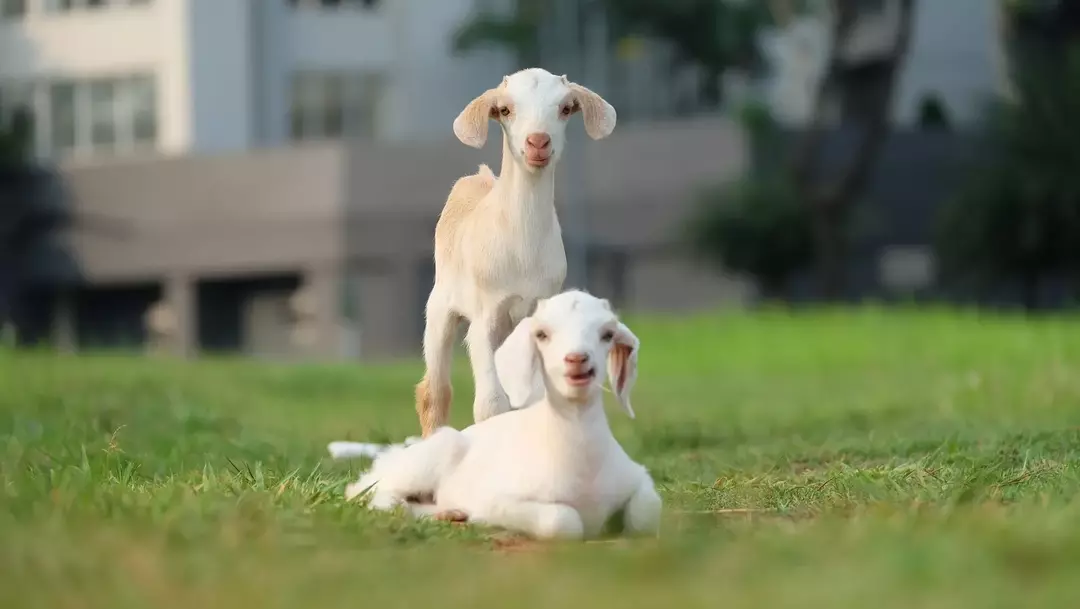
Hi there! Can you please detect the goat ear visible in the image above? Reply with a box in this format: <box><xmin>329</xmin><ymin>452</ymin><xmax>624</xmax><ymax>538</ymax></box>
<box><xmin>568</xmin><ymin>82</ymin><xmax>617</xmax><ymax>140</ymax></box>
<box><xmin>453</xmin><ymin>88</ymin><xmax>498</xmax><ymax>149</ymax></box>
<box><xmin>494</xmin><ymin>316</ymin><xmax>541</xmax><ymax>407</ymax></box>
<box><xmin>606</xmin><ymin>321</ymin><xmax>639</xmax><ymax>418</ymax></box>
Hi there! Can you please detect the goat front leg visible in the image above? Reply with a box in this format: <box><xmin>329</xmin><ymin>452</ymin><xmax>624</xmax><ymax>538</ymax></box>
<box><xmin>465</xmin><ymin>312</ymin><xmax>513</xmax><ymax>423</ymax></box>
<box><xmin>473</xmin><ymin>498</ymin><xmax>585</xmax><ymax>540</ymax></box>
<box><xmin>623</xmin><ymin>476</ymin><xmax>663</xmax><ymax>537</ymax></box>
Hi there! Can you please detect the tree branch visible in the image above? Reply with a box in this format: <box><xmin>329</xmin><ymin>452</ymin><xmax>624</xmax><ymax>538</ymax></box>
<box><xmin>789</xmin><ymin>0</ymin><xmax>861</xmax><ymax>194</ymax></box>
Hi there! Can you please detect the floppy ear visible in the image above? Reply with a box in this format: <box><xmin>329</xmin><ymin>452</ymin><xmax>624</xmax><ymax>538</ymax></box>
<box><xmin>494</xmin><ymin>316</ymin><xmax>541</xmax><ymax>408</ymax></box>
<box><xmin>567</xmin><ymin>82</ymin><xmax>617</xmax><ymax>140</ymax></box>
<box><xmin>453</xmin><ymin>88</ymin><xmax>499</xmax><ymax>148</ymax></box>
<box><xmin>606</xmin><ymin>321</ymin><xmax>639</xmax><ymax>418</ymax></box>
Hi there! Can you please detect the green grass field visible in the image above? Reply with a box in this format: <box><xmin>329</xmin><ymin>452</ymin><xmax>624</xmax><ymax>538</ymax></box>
<box><xmin>3</xmin><ymin>307</ymin><xmax>1080</xmax><ymax>608</ymax></box>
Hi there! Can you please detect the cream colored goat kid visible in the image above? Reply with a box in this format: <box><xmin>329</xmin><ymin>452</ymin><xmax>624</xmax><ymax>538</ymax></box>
<box><xmin>415</xmin><ymin>68</ymin><xmax>618</xmax><ymax>438</ymax></box>
<box><xmin>331</xmin><ymin>290</ymin><xmax>661</xmax><ymax>541</ymax></box>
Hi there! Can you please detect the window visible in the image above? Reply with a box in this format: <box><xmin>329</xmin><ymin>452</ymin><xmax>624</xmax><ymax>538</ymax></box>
<box><xmin>0</xmin><ymin>0</ymin><xmax>26</xmax><ymax>19</ymax></box>
<box><xmin>42</xmin><ymin>0</ymin><xmax>147</xmax><ymax>13</ymax></box>
<box><xmin>290</xmin><ymin>71</ymin><xmax>384</xmax><ymax>141</ymax></box>
<box><xmin>49</xmin><ymin>81</ymin><xmax>78</xmax><ymax>153</ymax></box>
<box><xmin>126</xmin><ymin>75</ymin><xmax>157</xmax><ymax>144</ymax></box>
<box><xmin>88</xmin><ymin>79</ymin><xmax>117</xmax><ymax>147</ymax></box>
<box><xmin>38</xmin><ymin>75</ymin><xmax>157</xmax><ymax>158</ymax></box>
<box><xmin>287</xmin><ymin>0</ymin><xmax>381</xmax><ymax>10</ymax></box>
<box><xmin>6</xmin><ymin>75</ymin><xmax>157</xmax><ymax>158</ymax></box>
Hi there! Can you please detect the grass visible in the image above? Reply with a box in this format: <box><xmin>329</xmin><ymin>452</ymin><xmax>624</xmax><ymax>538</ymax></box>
<box><xmin>3</xmin><ymin>306</ymin><xmax>1080</xmax><ymax>608</ymax></box>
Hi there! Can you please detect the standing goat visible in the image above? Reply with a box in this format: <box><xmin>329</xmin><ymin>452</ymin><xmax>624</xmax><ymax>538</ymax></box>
<box><xmin>415</xmin><ymin>68</ymin><xmax>617</xmax><ymax>437</ymax></box>
<box><xmin>331</xmin><ymin>290</ymin><xmax>661</xmax><ymax>540</ymax></box>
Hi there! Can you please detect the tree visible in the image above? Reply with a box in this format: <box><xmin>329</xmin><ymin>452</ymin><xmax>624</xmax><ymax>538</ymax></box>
<box><xmin>935</xmin><ymin>45</ymin><xmax>1080</xmax><ymax>310</ymax></box>
<box><xmin>777</xmin><ymin>0</ymin><xmax>917</xmax><ymax>299</ymax></box>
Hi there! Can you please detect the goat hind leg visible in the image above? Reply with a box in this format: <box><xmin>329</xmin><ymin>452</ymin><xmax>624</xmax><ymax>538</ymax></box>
<box><xmin>417</xmin><ymin>299</ymin><xmax>458</xmax><ymax>437</ymax></box>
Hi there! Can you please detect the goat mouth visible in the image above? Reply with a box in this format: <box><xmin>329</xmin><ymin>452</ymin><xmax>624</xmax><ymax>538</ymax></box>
<box><xmin>524</xmin><ymin>153</ymin><xmax>552</xmax><ymax>168</ymax></box>
<box><xmin>565</xmin><ymin>368</ymin><xmax>595</xmax><ymax>386</ymax></box>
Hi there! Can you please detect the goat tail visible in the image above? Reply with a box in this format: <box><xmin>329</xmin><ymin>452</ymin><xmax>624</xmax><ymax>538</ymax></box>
<box><xmin>338</xmin><ymin>427</ymin><xmax>469</xmax><ymax>506</ymax></box>
<box><xmin>327</xmin><ymin>436</ymin><xmax>422</xmax><ymax>460</ymax></box>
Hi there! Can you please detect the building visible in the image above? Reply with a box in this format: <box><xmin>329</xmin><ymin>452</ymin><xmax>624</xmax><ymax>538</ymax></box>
<box><xmin>0</xmin><ymin>0</ymin><xmax>513</xmax><ymax>160</ymax></box>
<box><xmin>759</xmin><ymin>0</ymin><xmax>1007</xmax><ymax>127</ymax></box>
<box><xmin>12</xmin><ymin>117</ymin><xmax>747</xmax><ymax>361</ymax></box>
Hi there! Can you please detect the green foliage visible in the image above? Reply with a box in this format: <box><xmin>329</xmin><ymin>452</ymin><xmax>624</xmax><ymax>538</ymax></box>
<box><xmin>602</xmin><ymin>0</ymin><xmax>772</xmax><ymax>73</ymax></box>
<box><xmin>5</xmin><ymin>310</ymin><xmax>1080</xmax><ymax>607</ymax></box>
<box><xmin>686</xmin><ymin>176</ymin><xmax>813</xmax><ymax>296</ymax></box>
<box><xmin>934</xmin><ymin>46</ymin><xmax>1080</xmax><ymax>293</ymax></box>
<box><xmin>451</xmin><ymin>0</ymin><xmax>547</xmax><ymax>64</ymax></box>
<box><xmin>451</xmin><ymin>0</ymin><xmax>778</xmax><ymax>103</ymax></box>
<box><xmin>916</xmin><ymin>93</ymin><xmax>951</xmax><ymax>130</ymax></box>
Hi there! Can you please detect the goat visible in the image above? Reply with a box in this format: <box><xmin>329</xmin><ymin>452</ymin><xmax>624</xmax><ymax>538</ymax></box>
<box><xmin>330</xmin><ymin>289</ymin><xmax>661</xmax><ymax>541</ymax></box>
<box><xmin>415</xmin><ymin>68</ymin><xmax>618</xmax><ymax>437</ymax></box>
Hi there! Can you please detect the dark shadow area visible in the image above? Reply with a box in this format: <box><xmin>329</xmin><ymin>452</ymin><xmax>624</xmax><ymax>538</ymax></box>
<box><xmin>74</xmin><ymin>282</ymin><xmax>160</xmax><ymax>350</ymax></box>
<box><xmin>197</xmin><ymin>274</ymin><xmax>301</xmax><ymax>354</ymax></box>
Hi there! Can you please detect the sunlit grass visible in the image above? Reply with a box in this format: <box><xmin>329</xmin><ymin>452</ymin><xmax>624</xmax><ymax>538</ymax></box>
<box><xmin>3</xmin><ymin>307</ymin><xmax>1080</xmax><ymax>608</ymax></box>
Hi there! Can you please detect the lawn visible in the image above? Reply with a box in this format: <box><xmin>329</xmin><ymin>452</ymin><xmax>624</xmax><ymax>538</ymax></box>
<box><xmin>3</xmin><ymin>307</ymin><xmax>1080</xmax><ymax>608</ymax></box>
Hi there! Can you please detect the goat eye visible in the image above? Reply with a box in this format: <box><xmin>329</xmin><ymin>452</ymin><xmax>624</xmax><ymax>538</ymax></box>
<box><xmin>499</xmin><ymin>106</ymin><xmax>511</xmax><ymax>117</ymax></box>
<box><xmin>600</xmin><ymin>330</ymin><xmax>614</xmax><ymax>342</ymax></box>
<box><xmin>535</xmin><ymin>329</ymin><xmax>549</xmax><ymax>341</ymax></box>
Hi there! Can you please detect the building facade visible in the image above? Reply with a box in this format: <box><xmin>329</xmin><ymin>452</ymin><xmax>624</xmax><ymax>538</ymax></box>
<box><xmin>0</xmin><ymin>0</ymin><xmax>513</xmax><ymax>161</ymax></box>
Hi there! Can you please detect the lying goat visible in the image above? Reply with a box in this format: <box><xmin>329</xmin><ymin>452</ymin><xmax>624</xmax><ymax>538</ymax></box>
<box><xmin>329</xmin><ymin>290</ymin><xmax>661</xmax><ymax>540</ymax></box>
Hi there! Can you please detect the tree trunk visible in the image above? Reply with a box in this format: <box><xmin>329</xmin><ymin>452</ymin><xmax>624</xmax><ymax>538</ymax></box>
<box><xmin>788</xmin><ymin>0</ymin><xmax>918</xmax><ymax>302</ymax></box>
<box><xmin>812</xmin><ymin>206</ymin><xmax>847</xmax><ymax>300</ymax></box>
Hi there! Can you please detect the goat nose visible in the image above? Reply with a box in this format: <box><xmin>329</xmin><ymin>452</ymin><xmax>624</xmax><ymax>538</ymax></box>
<box><xmin>564</xmin><ymin>352</ymin><xmax>589</xmax><ymax>364</ymax></box>
<box><xmin>526</xmin><ymin>133</ymin><xmax>551</xmax><ymax>150</ymax></box>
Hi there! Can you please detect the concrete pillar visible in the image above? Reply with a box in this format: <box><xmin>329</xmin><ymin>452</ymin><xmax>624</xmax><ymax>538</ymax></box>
<box><xmin>292</xmin><ymin>263</ymin><xmax>343</xmax><ymax>361</ymax></box>
<box><xmin>164</xmin><ymin>273</ymin><xmax>196</xmax><ymax>358</ymax></box>
<box><xmin>52</xmin><ymin>291</ymin><xmax>76</xmax><ymax>354</ymax></box>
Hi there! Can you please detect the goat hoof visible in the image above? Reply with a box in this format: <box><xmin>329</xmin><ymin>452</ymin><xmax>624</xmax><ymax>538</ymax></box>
<box><xmin>434</xmin><ymin>509</ymin><xmax>469</xmax><ymax>523</ymax></box>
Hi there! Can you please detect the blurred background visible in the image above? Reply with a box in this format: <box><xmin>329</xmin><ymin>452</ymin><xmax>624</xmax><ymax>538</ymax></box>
<box><xmin>0</xmin><ymin>0</ymin><xmax>1076</xmax><ymax>362</ymax></box>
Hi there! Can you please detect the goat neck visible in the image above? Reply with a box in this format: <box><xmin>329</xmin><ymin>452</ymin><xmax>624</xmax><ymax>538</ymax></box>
<box><xmin>493</xmin><ymin>136</ymin><xmax>557</xmax><ymax>228</ymax></box>
<box><xmin>538</xmin><ymin>382</ymin><xmax>611</xmax><ymax>435</ymax></box>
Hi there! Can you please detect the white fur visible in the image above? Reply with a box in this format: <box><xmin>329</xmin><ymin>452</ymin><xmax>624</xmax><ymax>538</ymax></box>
<box><xmin>334</xmin><ymin>290</ymin><xmax>660</xmax><ymax>541</ymax></box>
<box><xmin>416</xmin><ymin>68</ymin><xmax>618</xmax><ymax>437</ymax></box>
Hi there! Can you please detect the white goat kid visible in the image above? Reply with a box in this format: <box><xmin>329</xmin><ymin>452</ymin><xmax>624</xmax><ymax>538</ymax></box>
<box><xmin>415</xmin><ymin>68</ymin><xmax>617</xmax><ymax>438</ymax></box>
<box><xmin>334</xmin><ymin>290</ymin><xmax>660</xmax><ymax>541</ymax></box>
